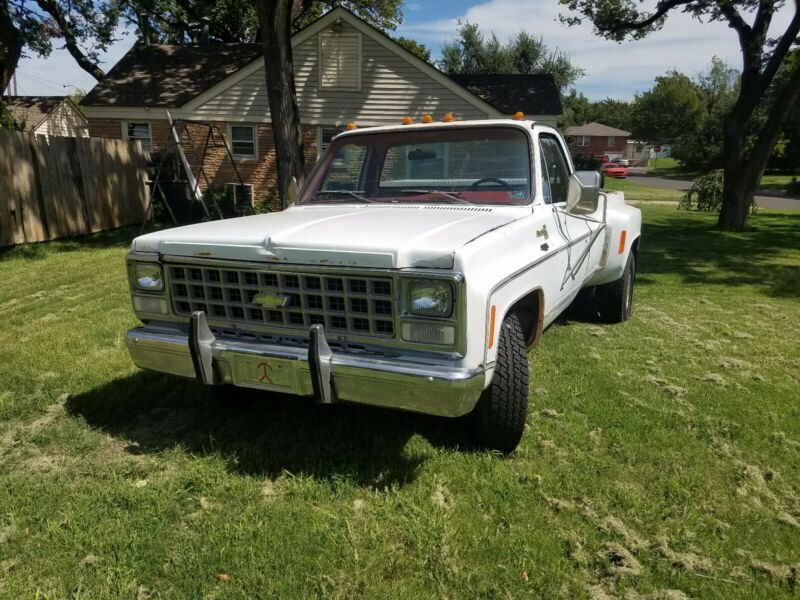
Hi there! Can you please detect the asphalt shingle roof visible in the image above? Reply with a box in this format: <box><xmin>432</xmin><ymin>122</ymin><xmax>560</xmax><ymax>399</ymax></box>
<box><xmin>565</xmin><ymin>122</ymin><xmax>631</xmax><ymax>137</ymax></box>
<box><xmin>81</xmin><ymin>43</ymin><xmax>263</xmax><ymax>107</ymax></box>
<box><xmin>80</xmin><ymin>43</ymin><xmax>563</xmax><ymax>117</ymax></box>
<box><xmin>449</xmin><ymin>73</ymin><xmax>563</xmax><ymax>116</ymax></box>
<box><xmin>4</xmin><ymin>96</ymin><xmax>67</xmax><ymax>128</ymax></box>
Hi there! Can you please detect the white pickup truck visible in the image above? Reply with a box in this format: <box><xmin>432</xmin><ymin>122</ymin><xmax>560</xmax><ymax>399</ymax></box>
<box><xmin>125</xmin><ymin>118</ymin><xmax>641</xmax><ymax>452</ymax></box>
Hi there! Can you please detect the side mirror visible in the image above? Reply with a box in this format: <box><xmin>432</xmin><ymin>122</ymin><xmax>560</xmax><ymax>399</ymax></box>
<box><xmin>287</xmin><ymin>176</ymin><xmax>299</xmax><ymax>206</ymax></box>
<box><xmin>566</xmin><ymin>171</ymin><xmax>601</xmax><ymax>214</ymax></box>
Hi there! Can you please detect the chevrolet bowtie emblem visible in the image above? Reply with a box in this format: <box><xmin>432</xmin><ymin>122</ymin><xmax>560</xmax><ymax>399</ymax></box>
<box><xmin>253</xmin><ymin>292</ymin><xmax>289</xmax><ymax>309</ymax></box>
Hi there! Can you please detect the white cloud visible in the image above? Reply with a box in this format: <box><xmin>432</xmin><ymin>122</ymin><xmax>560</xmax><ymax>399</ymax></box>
<box><xmin>398</xmin><ymin>0</ymin><xmax>796</xmax><ymax>100</ymax></box>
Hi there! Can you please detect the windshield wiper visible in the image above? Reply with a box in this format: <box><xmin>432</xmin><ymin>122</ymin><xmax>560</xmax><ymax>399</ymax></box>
<box><xmin>313</xmin><ymin>190</ymin><xmax>374</xmax><ymax>203</ymax></box>
<box><xmin>399</xmin><ymin>189</ymin><xmax>472</xmax><ymax>204</ymax></box>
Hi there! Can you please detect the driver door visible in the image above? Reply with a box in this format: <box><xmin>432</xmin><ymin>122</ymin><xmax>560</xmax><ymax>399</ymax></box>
<box><xmin>538</xmin><ymin>133</ymin><xmax>605</xmax><ymax>301</ymax></box>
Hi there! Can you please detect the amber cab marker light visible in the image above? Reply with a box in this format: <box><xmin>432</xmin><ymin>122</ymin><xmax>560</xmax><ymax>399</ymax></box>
<box><xmin>402</xmin><ymin>116</ymin><xmax>413</xmax><ymax>125</ymax></box>
<box><xmin>345</xmin><ymin>122</ymin><xmax>358</xmax><ymax>130</ymax></box>
<box><xmin>513</xmin><ymin>111</ymin><xmax>525</xmax><ymax>120</ymax></box>
<box><xmin>422</xmin><ymin>114</ymin><xmax>434</xmax><ymax>123</ymax></box>
<box><xmin>618</xmin><ymin>230</ymin><xmax>627</xmax><ymax>254</ymax></box>
<box><xmin>488</xmin><ymin>305</ymin><xmax>497</xmax><ymax>349</ymax></box>
<box><xmin>442</xmin><ymin>113</ymin><xmax>455</xmax><ymax>122</ymax></box>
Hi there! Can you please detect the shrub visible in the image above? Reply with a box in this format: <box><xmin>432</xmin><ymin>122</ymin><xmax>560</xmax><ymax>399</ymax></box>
<box><xmin>679</xmin><ymin>170</ymin><xmax>724</xmax><ymax>212</ymax></box>
<box><xmin>679</xmin><ymin>170</ymin><xmax>758</xmax><ymax>214</ymax></box>
<box><xmin>573</xmin><ymin>153</ymin><xmax>602</xmax><ymax>171</ymax></box>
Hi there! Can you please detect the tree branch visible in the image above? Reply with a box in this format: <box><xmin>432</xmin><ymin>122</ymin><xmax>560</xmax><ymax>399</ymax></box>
<box><xmin>757</xmin><ymin>0</ymin><xmax>800</xmax><ymax>94</ymax></box>
<box><xmin>745</xmin><ymin>57</ymin><xmax>800</xmax><ymax>182</ymax></box>
<box><xmin>34</xmin><ymin>0</ymin><xmax>105</xmax><ymax>80</ymax></box>
<box><xmin>605</xmin><ymin>0</ymin><xmax>692</xmax><ymax>32</ymax></box>
<box><xmin>752</xmin><ymin>0</ymin><xmax>776</xmax><ymax>40</ymax></box>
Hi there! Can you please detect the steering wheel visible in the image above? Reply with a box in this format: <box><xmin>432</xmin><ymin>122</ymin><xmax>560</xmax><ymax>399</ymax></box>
<box><xmin>469</xmin><ymin>177</ymin><xmax>514</xmax><ymax>191</ymax></box>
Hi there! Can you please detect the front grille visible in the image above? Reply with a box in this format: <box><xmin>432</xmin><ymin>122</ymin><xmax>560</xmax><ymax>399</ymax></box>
<box><xmin>167</xmin><ymin>264</ymin><xmax>396</xmax><ymax>338</ymax></box>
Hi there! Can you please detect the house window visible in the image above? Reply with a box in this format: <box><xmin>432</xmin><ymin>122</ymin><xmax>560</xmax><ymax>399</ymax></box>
<box><xmin>229</xmin><ymin>124</ymin><xmax>257</xmax><ymax>158</ymax></box>
<box><xmin>576</xmin><ymin>135</ymin><xmax>589</xmax><ymax>147</ymax></box>
<box><xmin>124</xmin><ymin>122</ymin><xmax>152</xmax><ymax>152</ymax></box>
<box><xmin>319</xmin><ymin>33</ymin><xmax>361</xmax><ymax>89</ymax></box>
<box><xmin>225</xmin><ymin>183</ymin><xmax>254</xmax><ymax>211</ymax></box>
<box><xmin>607</xmin><ymin>136</ymin><xmax>615</xmax><ymax>147</ymax></box>
<box><xmin>318</xmin><ymin>126</ymin><xmax>344</xmax><ymax>156</ymax></box>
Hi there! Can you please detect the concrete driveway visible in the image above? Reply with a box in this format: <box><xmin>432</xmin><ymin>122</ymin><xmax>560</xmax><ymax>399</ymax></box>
<box><xmin>626</xmin><ymin>169</ymin><xmax>800</xmax><ymax>210</ymax></box>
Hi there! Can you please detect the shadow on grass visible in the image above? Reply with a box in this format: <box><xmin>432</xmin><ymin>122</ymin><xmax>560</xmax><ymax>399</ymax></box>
<box><xmin>0</xmin><ymin>223</ymin><xmax>176</xmax><ymax>261</ymax></box>
<box><xmin>638</xmin><ymin>210</ymin><xmax>800</xmax><ymax>298</ymax></box>
<box><xmin>66</xmin><ymin>370</ymin><xmax>473</xmax><ymax>487</ymax></box>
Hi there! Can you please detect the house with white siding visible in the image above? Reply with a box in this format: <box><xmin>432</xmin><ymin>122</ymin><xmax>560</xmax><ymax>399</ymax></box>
<box><xmin>4</xmin><ymin>96</ymin><xmax>88</xmax><ymax>138</ymax></box>
<box><xmin>81</xmin><ymin>7</ymin><xmax>563</xmax><ymax>209</ymax></box>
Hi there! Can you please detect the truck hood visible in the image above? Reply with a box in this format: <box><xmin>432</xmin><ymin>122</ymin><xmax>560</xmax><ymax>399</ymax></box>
<box><xmin>132</xmin><ymin>205</ymin><xmax>521</xmax><ymax>269</ymax></box>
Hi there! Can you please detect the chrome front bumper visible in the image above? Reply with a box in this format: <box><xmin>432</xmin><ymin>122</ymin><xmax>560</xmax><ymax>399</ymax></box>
<box><xmin>125</xmin><ymin>313</ymin><xmax>484</xmax><ymax>418</ymax></box>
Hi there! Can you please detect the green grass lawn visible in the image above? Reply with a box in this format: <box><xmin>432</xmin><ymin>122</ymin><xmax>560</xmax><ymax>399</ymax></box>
<box><xmin>604</xmin><ymin>177</ymin><xmax>684</xmax><ymax>202</ymax></box>
<box><xmin>758</xmin><ymin>174</ymin><xmax>799</xmax><ymax>194</ymax></box>
<box><xmin>2</xmin><ymin>207</ymin><xmax>800</xmax><ymax>598</ymax></box>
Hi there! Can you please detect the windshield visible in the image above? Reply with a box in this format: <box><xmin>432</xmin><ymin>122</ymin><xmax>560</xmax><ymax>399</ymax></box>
<box><xmin>300</xmin><ymin>126</ymin><xmax>532</xmax><ymax>205</ymax></box>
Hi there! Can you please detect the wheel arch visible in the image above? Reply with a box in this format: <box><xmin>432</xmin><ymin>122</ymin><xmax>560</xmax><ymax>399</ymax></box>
<box><xmin>503</xmin><ymin>288</ymin><xmax>544</xmax><ymax>350</ymax></box>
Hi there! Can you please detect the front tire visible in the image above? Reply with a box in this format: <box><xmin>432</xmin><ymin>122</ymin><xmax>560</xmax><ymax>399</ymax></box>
<box><xmin>471</xmin><ymin>312</ymin><xmax>529</xmax><ymax>453</ymax></box>
<box><xmin>596</xmin><ymin>252</ymin><xmax>635</xmax><ymax>323</ymax></box>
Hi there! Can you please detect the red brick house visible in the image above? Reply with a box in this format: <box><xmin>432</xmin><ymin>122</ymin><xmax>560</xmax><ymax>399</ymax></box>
<box><xmin>81</xmin><ymin>7</ymin><xmax>563</xmax><ymax>211</ymax></box>
<box><xmin>564</xmin><ymin>122</ymin><xmax>630</xmax><ymax>161</ymax></box>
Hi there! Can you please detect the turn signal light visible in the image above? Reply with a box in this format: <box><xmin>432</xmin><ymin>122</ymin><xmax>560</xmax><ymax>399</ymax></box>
<box><xmin>513</xmin><ymin>111</ymin><xmax>525</xmax><ymax>120</ymax></box>
<box><xmin>345</xmin><ymin>122</ymin><xmax>358</xmax><ymax>130</ymax></box>
<box><xmin>402</xmin><ymin>116</ymin><xmax>413</xmax><ymax>125</ymax></box>
<box><xmin>618</xmin><ymin>230</ymin><xmax>627</xmax><ymax>254</ymax></box>
<box><xmin>442</xmin><ymin>113</ymin><xmax>455</xmax><ymax>122</ymax></box>
<box><xmin>422</xmin><ymin>114</ymin><xmax>433</xmax><ymax>123</ymax></box>
<box><xmin>488</xmin><ymin>305</ymin><xmax>497</xmax><ymax>349</ymax></box>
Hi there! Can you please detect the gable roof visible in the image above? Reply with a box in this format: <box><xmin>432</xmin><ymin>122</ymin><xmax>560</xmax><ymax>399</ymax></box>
<box><xmin>4</xmin><ymin>96</ymin><xmax>70</xmax><ymax>128</ymax></box>
<box><xmin>82</xmin><ymin>7</ymin><xmax>562</xmax><ymax>118</ymax></box>
<box><xmin>565</xmin><ymin>122</ymin><xmax>630</xmax><ymax>137</ymax></box>
<box><xmin>81</xmin><ymin>44</ymin><xmax>262</xmax><ymax>107</ymax></box>
<box><xmin>449</xmin><ymin>74</ymin><xmax>562</xmax><ymax>116</ymax></box>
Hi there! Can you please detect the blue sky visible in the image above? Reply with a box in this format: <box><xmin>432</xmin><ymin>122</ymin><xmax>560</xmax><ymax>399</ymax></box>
<box><xmin>8</xmin><ymin>0</ymin><xmax>796</xmax><ymax>101</ymax></box>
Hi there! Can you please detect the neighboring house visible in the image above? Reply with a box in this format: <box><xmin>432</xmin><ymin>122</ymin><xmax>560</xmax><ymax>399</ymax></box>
<box><xmin>4</xmin><ymin>96</ymin><xmax>89</xmax><ymax>138</ymax></box>
<box><xmin>80</xmin><ymin>7</ymin><xmax>563</xmax><ymax>209</ymax></box>
<box><xmin>565</xmin><ymin>122</ymin><xmax>630</xmax><ymax>160</ymax></box>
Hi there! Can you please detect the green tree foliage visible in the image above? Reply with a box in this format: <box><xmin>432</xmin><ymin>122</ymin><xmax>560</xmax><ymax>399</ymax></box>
<box><xmin>559</xmin><ymin>0</ymin><xmax>800</xmax><ymax>231</ymax></box>
<box><xmin>627</xmin><ymin>58</ymin><xmax>739</xmax><ymax>171</ymax></box>
<box><xmin>631</xmin><ymin>71</ymin><xmax>704</xmax><ymax>145</ymax></box>
<box><xmin>561</xmin><ymin>90</ymin><xmax>632</xmax><ymax>130</ymax></box>
<box><xmin>394</xmin><ymin>36</ymin><xmax>431</xmax><ymax>63</ymax></box>
<box><xmin>1</xmin><ymin>0</ymin><xmax>118</xmax><ymax>90</ymax></box>
<box><xmin>439</xmin><ymin>20</ymin><xmax>584</xmax><ymax>92</ymax></box>
<box><xmin>126</xmin><ymin>0</ymin><xmax>404</xmax><ymax>44</ymax></box>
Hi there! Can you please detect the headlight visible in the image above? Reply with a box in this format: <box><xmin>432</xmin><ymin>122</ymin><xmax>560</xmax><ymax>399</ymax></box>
<box><xmin>408</xmin><ymin>280</ymin><xmax>453</xmax><ymax>317</ymax></box>
<box><xmin>134</xmin><ymin>263</ymin><xmax>164</xmax><ymax>292</ymax></box>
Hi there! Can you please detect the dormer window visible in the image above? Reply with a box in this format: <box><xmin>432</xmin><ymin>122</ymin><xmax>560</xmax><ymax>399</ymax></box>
<box><xmin>319</xmin><ymin>32</ymin><xmax>361</xmax><ymax>90</ymax></box>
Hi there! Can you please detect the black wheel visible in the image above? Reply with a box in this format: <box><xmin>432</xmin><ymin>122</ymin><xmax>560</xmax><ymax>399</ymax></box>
<box><xmin>471</xmin><ymin>312</ymin><xmax>529</xmax><ymax>453</ymax></box>
<box><xmin>596</xmin><ymin>253</ymin><xmax>635</xmax><ymax>323</ymax></box>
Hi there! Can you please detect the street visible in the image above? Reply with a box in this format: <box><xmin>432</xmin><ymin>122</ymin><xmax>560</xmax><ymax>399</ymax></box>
<box><xmin>626</xmin><ymin>169</ymin><xmax>800</xmax><ymax>210</ymax></box>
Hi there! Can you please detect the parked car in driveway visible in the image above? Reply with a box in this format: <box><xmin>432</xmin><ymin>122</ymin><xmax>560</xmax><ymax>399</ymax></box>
<box><xmin>617</xmin><ymin>158</ymin><xmax>630</xmax><ymax>167</ymax></box>
<box><xmin>125</xmin><ymin>117</ymin><xmax>641</xmax><ymax>453</ymax></box>
<box><xmin>603</xmin><ymin>162</ymin><xmax>628</xmax><ymax>178</ymax></box>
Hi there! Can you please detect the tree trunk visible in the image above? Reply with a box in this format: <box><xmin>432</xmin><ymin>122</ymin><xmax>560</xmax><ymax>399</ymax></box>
<box><xmin>719</xmin><ymin>115</ymin><xmax>755</xmax><ymax>231</ymax></box>
<box><xmin>0</xmin><ymin>0</ymin><xmax>23</xmax><ymax>94</ymax></box>
<box><xmin>256</xmin><ymin>0</ymin><xmax>306</xmax><ymax>210</ymax></box>
<box><xmin>718</xmin><ymin>60</ymin><xmax>800</xmax><ymax>231</ymax></box>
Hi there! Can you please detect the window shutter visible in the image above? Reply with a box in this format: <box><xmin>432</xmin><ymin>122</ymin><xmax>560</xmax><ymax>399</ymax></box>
<box><xmin>319</xmin><ymin>33</ymin><xmax>361</xmax><ymax>89</ymax></box>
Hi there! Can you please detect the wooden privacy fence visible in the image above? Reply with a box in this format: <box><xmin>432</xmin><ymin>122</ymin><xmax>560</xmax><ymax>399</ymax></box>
<box><xmin>0</xmin><ymin>130</ymin><xmax>148</xmax><ymax>247</ymax></box>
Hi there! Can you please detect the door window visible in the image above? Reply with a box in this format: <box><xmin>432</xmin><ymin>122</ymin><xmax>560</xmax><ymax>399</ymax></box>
<box><xmin>539</xmin><ymin>134</ymin><xmax>570</xmax><ymax>205</ymax></box>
